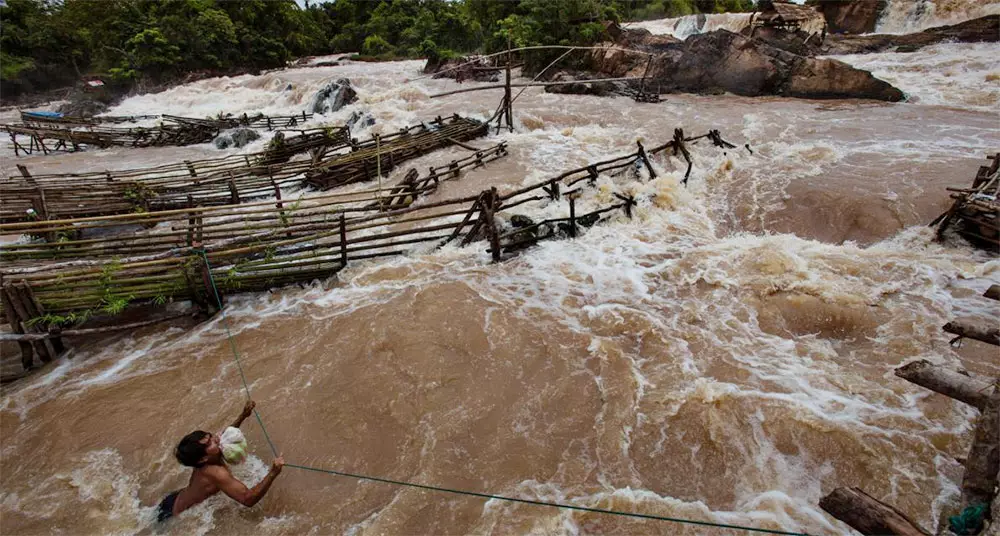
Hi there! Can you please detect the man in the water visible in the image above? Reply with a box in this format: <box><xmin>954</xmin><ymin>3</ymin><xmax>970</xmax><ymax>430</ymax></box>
<box><xmin>157</xmin><ymin>401</ymin><xmax>284</xmax><ymax>521</ymax></box>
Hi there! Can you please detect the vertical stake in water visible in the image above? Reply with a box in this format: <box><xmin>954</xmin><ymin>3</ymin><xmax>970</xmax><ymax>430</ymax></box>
<box><xmin>376</xmin><ymin>134</ymin><xmax>383</xmax><ymax>211</ymax></box>
<box><xmin>504</xmin><ymin>37</ymin><xmax>514</xmax><ymax>133</ymax></box>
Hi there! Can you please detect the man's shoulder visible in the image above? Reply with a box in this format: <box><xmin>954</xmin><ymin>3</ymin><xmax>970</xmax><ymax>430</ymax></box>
<box><xmin>196</xmin><ymin>463</ymin><xmax>232</xmax><ymax>481</ymax></box>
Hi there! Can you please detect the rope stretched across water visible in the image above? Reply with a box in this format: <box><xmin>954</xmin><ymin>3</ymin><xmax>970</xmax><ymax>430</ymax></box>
<box><xmin>196</xmin><ymin>251</ymin><xmax>810</xmax><ymax>536</ymax></box>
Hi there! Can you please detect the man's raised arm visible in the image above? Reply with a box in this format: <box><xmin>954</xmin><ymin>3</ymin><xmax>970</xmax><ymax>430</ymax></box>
<box><xmin>205</xmin><ymin>454</ymin><xmax>284</xmax><ymax>507</ymax></box>
<box><xmin>230</xmin><ymin>400</ymin><xmax>256</xmax><ymax>429</ymax></box>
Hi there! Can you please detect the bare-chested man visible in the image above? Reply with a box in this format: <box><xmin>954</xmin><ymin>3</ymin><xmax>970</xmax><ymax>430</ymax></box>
<box><xmin>157</xmin><ymin>401</ymin><xmax>283</xmax><ymax>522</ymax></box>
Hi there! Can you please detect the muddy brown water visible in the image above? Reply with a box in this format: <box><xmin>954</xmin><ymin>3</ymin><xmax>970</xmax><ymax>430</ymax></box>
<box><xmin>1</xmin><ymin>24</ymin><xmax>999</xmax><ymax>536</ymax></box>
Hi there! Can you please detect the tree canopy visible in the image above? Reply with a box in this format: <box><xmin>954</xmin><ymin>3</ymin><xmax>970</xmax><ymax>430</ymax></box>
<box><xmin>1</xmin><ymin>0</ymin><xmax>755</xmax><ymax>98</ymax></box>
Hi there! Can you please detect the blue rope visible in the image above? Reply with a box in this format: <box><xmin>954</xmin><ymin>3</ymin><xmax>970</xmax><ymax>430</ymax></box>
<box><xmin>196</xmin><ymin>251</ymin><xmax>810</xmax><ymax>536</ymax></box>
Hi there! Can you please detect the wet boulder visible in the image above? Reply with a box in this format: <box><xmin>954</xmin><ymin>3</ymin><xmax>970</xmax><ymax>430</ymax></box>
<box><xmin>310</xmin><ymin>78</ymin><xmax>358</xmax><ymax>114</ymax></box>
<box><xmin>821</xmin><ymin>14</ymin><xmax>999</xmax><ymax>55</ymax></box>
<box><xmin>544</xmin><ymin>72</ymin><xmax>621</xmax><ymax>97</ymax></box>
<box><xmin>346</xmin><ymin>110</ymin><xmax>376</xmax><ymax>130</ymax></box>
<box><xmin>213</xmin><ymin>128</ymin><xmax>261</xmax><ymax>150</ymax></box>
<box><xmin>57</xmin><ymin>97</ymin><xmax>108</xmax><ymax>117</ymax></box>
<box><xmin>640</xmin><ymin>30</ymin><xmax>904</xmax><ymax>101</ymax></box>
<box><xmin>422</xmin><ymin>56</ymin><xmax>499</xmax><ymax>82</ymax></box>
<box><xmin>817</xmin><ymin>0</ymin><xmax>886</xmax><ymax>35</ymax></box>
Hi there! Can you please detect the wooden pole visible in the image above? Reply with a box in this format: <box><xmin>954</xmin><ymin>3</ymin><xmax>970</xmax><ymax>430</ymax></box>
<box><xmin>568</xmin><ymin>195</ymin><xmax>577</xmax><ymax>238</ymax></box>
<box><xmin>894</xmin><ymin>360</ymin><xmax>993</xmax><ymax>410</ymax></box>
<box><xmin>1</xmin><ymin>287</ymin><xmax>34</xmax><ymax>370</ymax></box>
<box><xmin>944</xmin><ymin>321</ymin><xmax>1000</xmax><ymax>346</ymax></box>
<box><xmin>339</xmin><ymin>213</ymin><xmax>347</xmax><ymax>267</ymax></box>
<box><xmin>504</xmin><ymin>44</ymin><xmax>513</xmax><ymax>133</ymax></box>
<box><xmin>961</xmin><ymin>385</ymin><xmax>999</xmax><ymax>508</ymax></box>
<box><xmin>636</xmin><ymin>140</ymin><xmax>656</xmax><ymax>179</ymax></box>
<box><xmin>483</xmin><ymin>188</ymin><xmax>501</xmax><ymax>262</ymax></box>
<box><xmin>819</xmin><ymin>487</ymin><xmax>929</xmax><ymax>536</ymax></box>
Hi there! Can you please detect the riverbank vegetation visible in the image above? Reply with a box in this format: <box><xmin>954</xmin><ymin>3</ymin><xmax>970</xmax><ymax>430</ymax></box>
<box><xmin>0</xmin><ymin>0</ymin><xmax>753</xmax><ymax>99</ymax></box>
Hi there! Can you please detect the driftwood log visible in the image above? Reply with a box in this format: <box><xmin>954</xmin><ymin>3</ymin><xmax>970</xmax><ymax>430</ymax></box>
<box><xmin>819</xmin><ymin>487</ymin><xmax>929</xmax><ymax>536</ymax></box>
<box><xmin>944</xmin><ymin>321</ymin><xmax>1000</xmax><ymax>346</ymax></box>
<box><xmin>895</xmin><ymin>360</ymin><xmax>993</xmax><ymax>410</ymax></box>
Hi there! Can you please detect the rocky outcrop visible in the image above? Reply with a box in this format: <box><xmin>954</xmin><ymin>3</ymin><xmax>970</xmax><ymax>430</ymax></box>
<box><xmin>587</xmin><ymin>29</ymin><xmax>903</xmax><ymax>101</ymax></box>
<box><xmin>544</xmin><ymin>72</ymin><xmax>622</xmax><ymax>97</ymax></box>
<box><xmin>310</xmin><ymin>78</ymin><xmax>358</xmax><ymax>114</ymax></box>
<box><xmin>57</xmin><ymin>98</ymin><xmax>108</xmax><ymax>118</ymax></box>
<box><xmin>213</xmin><ymin>128</ymin><xmax>260</xmax><ymax>149</ymax></box>
<box><xmin>421</xmin><ymin>56</ymin><xmax>499</xmax><ymax>82</ymax></box>
<box><xmin>817</xmin><ymin>0</ymin><xmax>887</xmax><ymax>34</ymax></box>
<box><xmin>822</xmin><ymin>14</ymin><xmax>999</xmax><ymax>55</ymax></box>
<box><xmin>604</xmin><ymin>21</ymin><xmax>682</xmax><ymax>52</ymax></box>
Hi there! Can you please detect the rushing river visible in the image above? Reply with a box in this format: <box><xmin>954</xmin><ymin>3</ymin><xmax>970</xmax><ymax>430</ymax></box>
<box><xmin>1</xmin><ymin>7</ymin><xmax>998</xmax><ymax>536</ymax></box>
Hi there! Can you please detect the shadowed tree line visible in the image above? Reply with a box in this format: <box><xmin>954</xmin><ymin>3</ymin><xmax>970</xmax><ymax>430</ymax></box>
<box><xmin>1</xmin><ymin>0</ymin><xmax>753</xmax><ymax>98</ymax></box>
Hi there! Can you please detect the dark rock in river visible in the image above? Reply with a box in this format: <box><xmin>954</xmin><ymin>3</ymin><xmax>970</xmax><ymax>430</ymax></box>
<box><xmin>213</xmin><ymin>128</ymin><xmax>261</xmax><ymax>149</ymax></box>
<box><xmin>817</xmin><ymin>0</ymin><xmax>887</xmax><ymax>34</ymax></box>
<box><xmin>588</xmin><ymin>29</ymin><xmax>904</xmax><ymax>101</ymax></box>
<box><xmin>422</xmin><ymin>56</ymin><xmax>499</xmax><ymax>82</ymax></box>
<box><xmin>821</xmin><ymin>14</ymin><xmax>999</xmax><ymax>55</ymax></box>
<box><xmin>346</xmin><ymin>110</ymin><xmax>376</xmax><ymax>130</ymax></box>
<box><xmin>544</xmin><ymin>72</ymin><xmax>621</xmax><ymax>97</ymax></box>
<box><xmin>57</xmin><ymin>97</ymin><xmax>108</xmax><ymax>117</ymax></box>
<box><xmin>310</xmin><ymin>78</ymin><xmax>358</xmax><ymax>114</ymax></box>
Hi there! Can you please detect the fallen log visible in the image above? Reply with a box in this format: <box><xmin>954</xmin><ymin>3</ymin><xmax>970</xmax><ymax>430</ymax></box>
<box><xmin>819</xmin><ymin>487</ymin><xmax>930</xmax><ymax>536</ymax></box>
<box><xmin>985</xmin><ymin>284</ymin><xmax>1000</xmax><ymax>301</ymax></box>
<box><xmin>895</xmin><ymin>360</ymin><xmax>993</xmax><ymax>410</ymax></box>
<box><xmin>961</xmin><ymin>385</ymin><xmax>1000</xmax><ymax>508</ymax></box>
<box><xmin>944</xmin><ymin>321</ymin><xmax>1000</xmax><ymax>346</ymax></box>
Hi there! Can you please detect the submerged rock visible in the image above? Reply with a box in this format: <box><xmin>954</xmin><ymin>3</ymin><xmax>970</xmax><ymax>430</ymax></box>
<box><xmin>310</xmin><ymin>78</ymin><xmax>358</xmax><ymax>114</ymax></box>
<box><xmin>213</xmin><ymin>128</ymin><xmax>260</xmax><ymax>150</ymax></box>
<box><xmin>346</xmin><ymin>110</ymin><xmax>376</xmax><ymax>130</ymax></box>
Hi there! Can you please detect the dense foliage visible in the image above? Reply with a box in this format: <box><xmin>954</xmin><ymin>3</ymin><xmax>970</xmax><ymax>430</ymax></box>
<box><xmin>0</xmin><ymin>0</ymin><xmax>755</xmax><ymax>97</ymax></box>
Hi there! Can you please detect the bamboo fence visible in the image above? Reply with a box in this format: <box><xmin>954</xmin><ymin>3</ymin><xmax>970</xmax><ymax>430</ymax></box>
<box><xmin>19</xmin><ymin>111</ymin><xmax>314</xmax><ymax>130</ymax></box>
<box><xmin>0</xmin><ymin>142</ymin><xmax>509</xmax><ymax>265</ymax></box>
<box><xmin>1</xmin><ymin>127</ymin><xmax>732</xmax><ymax>372</ymax></box>
<box><xmin>4</xmin><ymin>112</ymin><xmax>322</xmax><ymax>155</ymax></box>
<box><xmin>1</xmin><ymin>117</ymin><xmax>496</xmax><ymax>223</ymax></box>
<box><xmin>1</xmin><ymin>127</ymin><xmax>350</xmax><ymax>222</ymax></box>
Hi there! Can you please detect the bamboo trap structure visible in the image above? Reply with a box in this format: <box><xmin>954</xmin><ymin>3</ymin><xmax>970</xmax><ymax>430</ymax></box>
<box><xmin>3</xmin><ymin>122</ymin><xmax>221</xmax><ymax>154</ymax></box>
<box><xmin>0</xmin><ymin>142</ymin><xmax>510</xmax><ymax>266</ymax></box>
<box><xmin>20</xmin><ymin>111</ymin><xmax>161</xmax><ymax>126</ymax></box>
<box><xmin>304</xmin><ymin>115</ymin><xmax>489</xmax><ymax>189</ymax></box>
<box><xmin>0</xmin><ymin>128</ymin><xmax>731</xmax><ymax>373</ymax></box>
<box><xmin>933</xmin><ymin>153</ymin><xmax>999</xmax><ymax>251</ymax></box>
<box><xmin>4</xmin><ymin>112</ymin><xmax>328</xmax><ymax>155</ymax></box>
<box><xmin>0</xmin><ymin>116</ymin><xmax>484</xmax><ymax>223</ymax></box>
<box><xmin>19</xmin><ymin>111</ymin><xmax>315</xmax><ymax>131</ymax></box>
<box><xmin>1</xmin><ymin>127</ymin><xmax>353</xmax><ymax>223</ymax></box>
